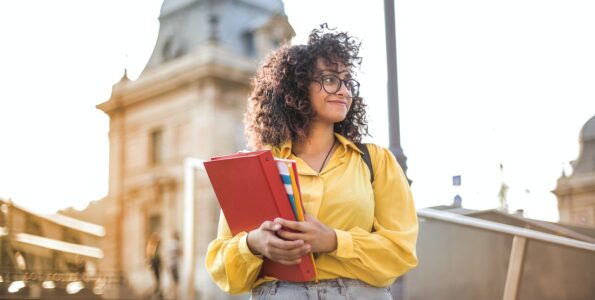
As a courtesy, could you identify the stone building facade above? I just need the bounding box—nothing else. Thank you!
[553,115,595,228]
[96,0,293,298]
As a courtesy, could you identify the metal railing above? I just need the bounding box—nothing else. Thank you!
[417,208,595,300]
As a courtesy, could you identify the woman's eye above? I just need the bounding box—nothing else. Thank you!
[323,77,338,85]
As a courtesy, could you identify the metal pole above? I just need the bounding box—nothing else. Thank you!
[385,2,411,297]
[384,0,410,183]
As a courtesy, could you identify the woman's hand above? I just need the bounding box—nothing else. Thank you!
[275,214,338,254]
[246,220,311,265]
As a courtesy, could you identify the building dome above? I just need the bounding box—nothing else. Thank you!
[571,115,595,175]
[554,114,595,228]
[580,115,595,142]
[141,0,291,75]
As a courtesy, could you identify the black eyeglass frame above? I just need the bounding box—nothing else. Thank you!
[313,74,360,98]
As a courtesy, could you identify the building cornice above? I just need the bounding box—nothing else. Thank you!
[97,43,257,115]
[553,173,595,197]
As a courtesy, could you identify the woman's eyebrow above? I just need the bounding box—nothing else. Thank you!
[319,69,353,77]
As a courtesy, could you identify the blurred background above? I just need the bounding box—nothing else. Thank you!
[0,0,593,299]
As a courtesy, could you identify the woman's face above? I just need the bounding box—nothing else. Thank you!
[308,58,354,125]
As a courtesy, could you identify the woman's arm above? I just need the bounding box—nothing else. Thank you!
[205,212,310,294]
[205,212,263,294]
[276,145,418,287]
[331,145,418,285]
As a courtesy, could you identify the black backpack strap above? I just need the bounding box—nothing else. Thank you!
[356,143,374,183]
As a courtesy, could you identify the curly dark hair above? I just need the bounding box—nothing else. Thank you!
[244,24,369,149]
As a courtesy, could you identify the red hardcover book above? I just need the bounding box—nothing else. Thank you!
[203,150,316,282]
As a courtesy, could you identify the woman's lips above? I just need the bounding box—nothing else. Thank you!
[328,100,348,107]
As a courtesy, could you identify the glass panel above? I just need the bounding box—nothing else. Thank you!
[404,219,513,300]
[518,239,595,300]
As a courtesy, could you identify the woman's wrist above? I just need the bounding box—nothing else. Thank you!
[246,230,261,255]
[325,227,338,253]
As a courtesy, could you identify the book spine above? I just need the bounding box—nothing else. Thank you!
[259,154,294,221]
[258,153,315,282]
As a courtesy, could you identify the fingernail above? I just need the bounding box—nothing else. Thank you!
[273,223,281,230]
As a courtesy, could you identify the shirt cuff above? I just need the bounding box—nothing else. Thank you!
[330,228,354,258]
[239,232,264,260]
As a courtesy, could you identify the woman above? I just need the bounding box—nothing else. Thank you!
[206,24,418,299]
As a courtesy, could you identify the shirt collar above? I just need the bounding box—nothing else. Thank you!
[274,133,362,158]
[277,140,293,159]
[334,133,363,154]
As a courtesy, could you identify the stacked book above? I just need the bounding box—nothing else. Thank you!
[204,150,316,282]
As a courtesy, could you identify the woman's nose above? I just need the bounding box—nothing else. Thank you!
[336,80,351,97]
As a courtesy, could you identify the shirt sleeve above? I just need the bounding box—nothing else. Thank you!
[205,211,264,294]
[329,145,418,286]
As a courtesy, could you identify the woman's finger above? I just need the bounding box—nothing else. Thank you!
[265,237,309,256]
[277,258,302,266]
[269,245,309,261]
[277,229,304,241]
[274,218,307,232]
[304,213,315,222]
[268,236,304,250]
[260,220,282,232]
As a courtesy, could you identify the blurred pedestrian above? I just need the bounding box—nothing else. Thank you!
[166,231,181,286]
[146,232,162,294]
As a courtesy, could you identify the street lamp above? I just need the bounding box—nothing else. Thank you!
[384,0,410,184]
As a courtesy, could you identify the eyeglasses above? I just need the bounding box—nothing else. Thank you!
[314,74,360,98]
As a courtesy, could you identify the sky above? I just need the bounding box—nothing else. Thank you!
[1,0,594,222]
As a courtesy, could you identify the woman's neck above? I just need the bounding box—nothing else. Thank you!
[293,123,335,156]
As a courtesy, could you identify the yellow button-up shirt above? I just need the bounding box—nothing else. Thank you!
[205,133,418,294]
